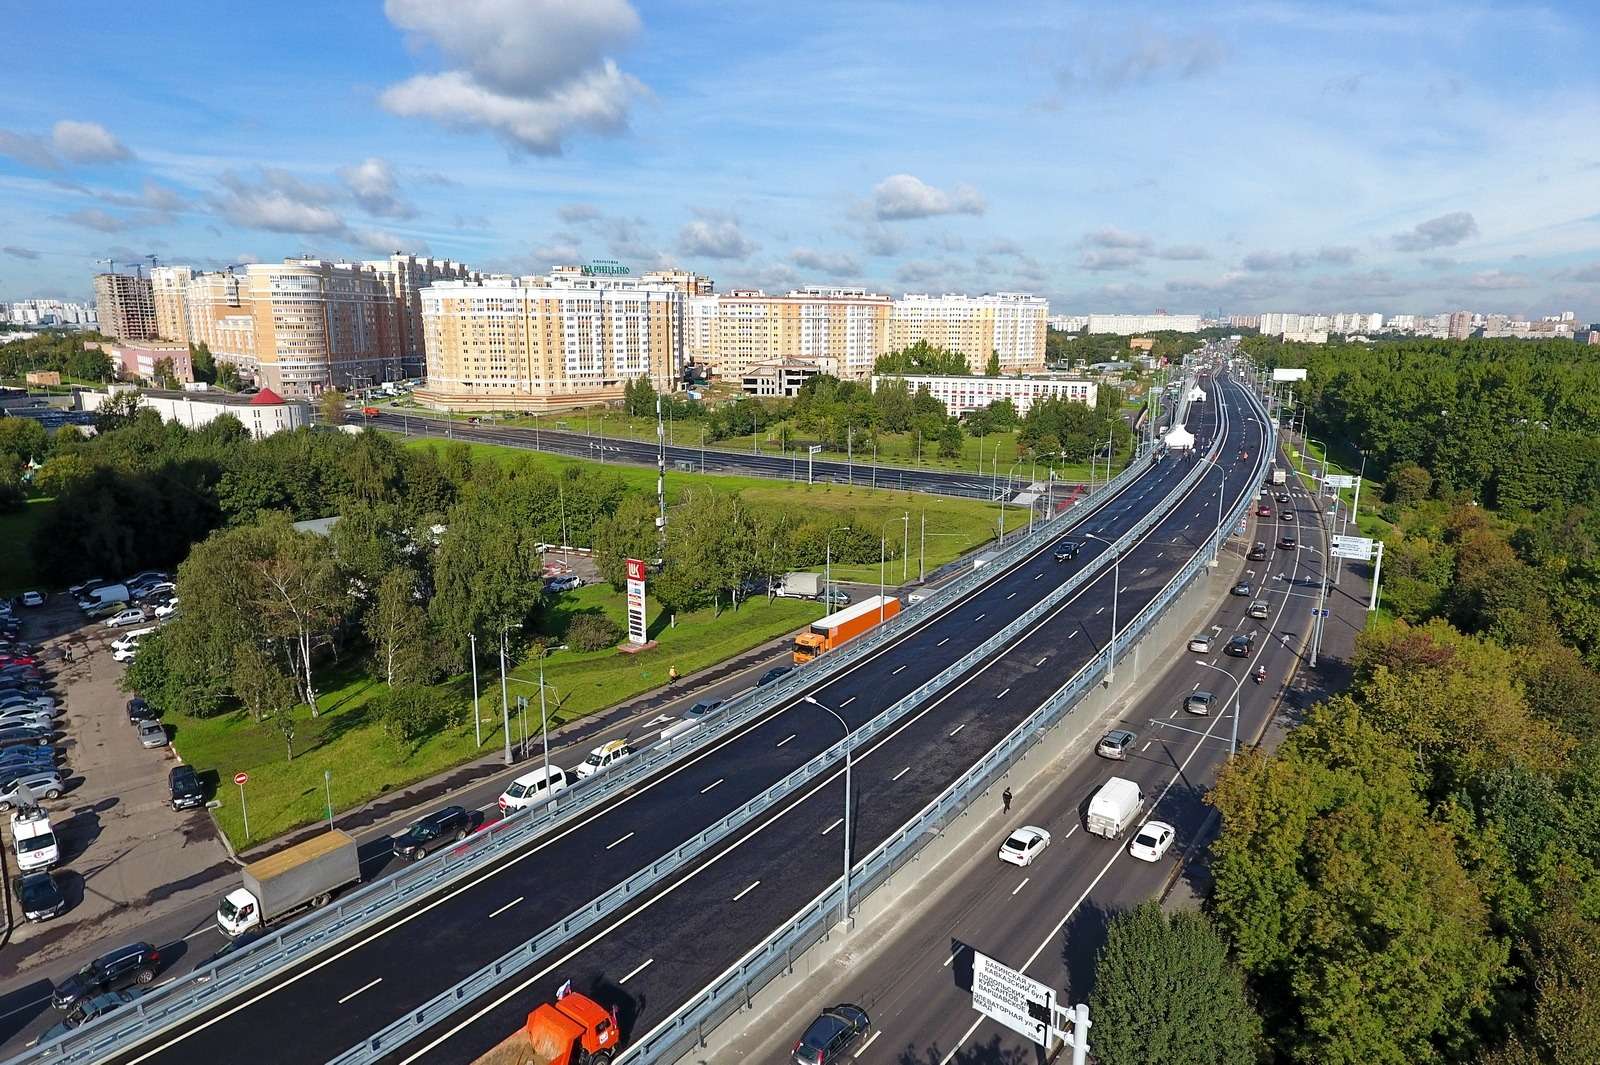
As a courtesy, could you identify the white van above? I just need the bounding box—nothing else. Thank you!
[497,766,569,813]
[111,627,155,654]
[1086,777,1146,839]
[11,806,59,871]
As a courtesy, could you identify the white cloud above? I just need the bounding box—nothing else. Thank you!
[1156,245,1210,261]
[792,247,860,277]
[339,157,415,219]
[558,202,603,224]
[1053,26,1225,94]
[213,170,345,234]
[380,0,646,154]
[348,227,425,256]
[872,174,985,221]
[532,233,584,263]
[1083,227,1152,251]
[678,213,757,260]
[0,129,61,170]
[1393,211,1478,251]
[1462,269,1529,290]
[51,120,131,164]
[1242,245,1361,271]
[3,245,40,260]
[1080,248,1144,272]
[859,224,906,257]
[61,208,130,233]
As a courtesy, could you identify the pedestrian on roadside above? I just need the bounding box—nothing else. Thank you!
[668,665,679,685]
[1002,787,1012,814]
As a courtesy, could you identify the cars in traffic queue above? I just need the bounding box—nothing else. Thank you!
[392,805,472,861]
[1187,633,1214,654]
[1086,777,1146,839]
[169,764,206,810]
[573,738,634,779]
[16,869,67,921]
[757,665,792,687]
[1256,504,1273,518]
[136,719,168,748]
[1096,728,1138,760]
[1247,542,1268,561]
[1248,599,1270,620]
[1230,580,1252,597]
[792,1004,871,1065]
[49,942,161,1010]
[1278,534,1297,550]
[194,929,267,983]
[30,989,147,1047]
[1275,492,1291,504]
[1226,633,1254,657]
[497,765,568,813]
[1185,689,1215,715]
[1128,820,1177,862]
[998,825,1052,867]
[661,699,722,741]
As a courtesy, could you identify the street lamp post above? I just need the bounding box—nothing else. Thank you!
[1201,457,1226,566]
[803,695,852,929]
[469,632,480,749]
[1000,459,1024,545]
[1192,659,1246,756]
[499,628,513,766]
[1083,533,1121,684]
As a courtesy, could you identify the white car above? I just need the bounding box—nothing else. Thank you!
[572,739,634,779]
[153,598,179,619]
[1187,633,1213,654]
[0,709,53,729]
[103,608,147,629]
[112,644,140,663]
[19,591,44,608]
[997,825,1052,867]
[112,628,154,653]
[1128,820,1176,863]
[497,766,569,812]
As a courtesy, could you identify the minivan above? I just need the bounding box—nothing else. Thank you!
[497,766,569,813]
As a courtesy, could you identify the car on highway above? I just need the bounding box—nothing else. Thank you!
[1280,510,1295,523]
[1278,535,1297,550]
[1054,540,1082,562]
[757,666,791,687]
[1248,600,1270,620]
[16,869,67,921]
[19,591,44,607]
[573,738,635,779]
[1257,504,1273,518]
[1096,729,1138,760]
[1128,820,1176,862]
[169,764,206,810]
[998,825,1052,867]
[1185,690,1215,716]
[1226,633,1254,657]
[102,607,148,629]
[49,942,161,1010]
[1230,580,1252,597]
[1187,633,1214,654]
[392,805,472,861]
[792,1003,871,1065]
[498,765,568,813]
[1276,492,1291,504]
[30,989,146,1047]
[1247,542,1268,561]
[136,719,168,748]
[0,771,64,807]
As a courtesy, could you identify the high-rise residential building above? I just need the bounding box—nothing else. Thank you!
[184,270,257,377]
[1084,313,1201,335]
[640,268,715,296]
[243,259,401,395]
[1226,314,1261,329]
[362,254,479,376]
[889,292,1048,373]
[415,270,685,411]
[1447,311,1473,339]
[1047,314,1088,333]
[687,286,893,380]
[92,273,157,340]
[149,265,193,343]
[4,300,96,326]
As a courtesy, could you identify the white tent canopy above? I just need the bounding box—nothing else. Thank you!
[1186,385,1207,403]
[1165,425,1196,451]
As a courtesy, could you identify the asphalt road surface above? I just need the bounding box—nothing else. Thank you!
[68,369,1260,1065]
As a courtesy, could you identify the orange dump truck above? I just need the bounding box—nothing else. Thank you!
[471,989,622,1065]
[793,595,901,664]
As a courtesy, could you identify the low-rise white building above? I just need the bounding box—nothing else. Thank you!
[79,384,311,438]
[870,373,1096,418]
[1086,313,1202,335]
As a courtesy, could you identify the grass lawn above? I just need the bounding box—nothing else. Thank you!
[0,498,53,596]
[168,589,823,850]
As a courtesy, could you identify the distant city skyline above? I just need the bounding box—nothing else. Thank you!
[1,1,1597,317]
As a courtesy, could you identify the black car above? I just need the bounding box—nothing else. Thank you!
[50,942,161,1010]
[16,870,67,921]
[1230,581,1252,597]
[1247,542,1268,561]
[393,805,472,861]
[1276,492,1291,504]
[793,1003,871,1064]
[1278,535,1297,550]
[127,698,156,725]
[1054,540,1082,562]
[0,725,51,749]
[757,666,791,688]
[1225,634,1254,657]
[169,765,206,810]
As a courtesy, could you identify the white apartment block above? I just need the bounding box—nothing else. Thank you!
[1048,314,1088,332]
[890,292,1048,374]
[870,373,1096,418]
[3,300,96,326]
[1085,313,1202,335]
[686,287,892,381]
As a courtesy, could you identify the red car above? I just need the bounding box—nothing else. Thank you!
[0,655,37,668]
[1257,505,1273,518]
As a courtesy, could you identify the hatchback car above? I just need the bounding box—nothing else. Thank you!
[1248,599,1270,620]
[792,1004,871,1065]
[103,608,147,629]
[1187,633,1214,654]
[1185,690,1215,716]
[546,575,583,593]
[757,666,791,687]
[1278,535,1297,550]
[1128,820,1177,862]
[1226,634,1254,657]
[136,720,168,748]
[1256,504,1273,518]
[168,764,206,810]
[50,942,161,1010]
[16,869,67,921]
[1247,542,1268,561]
[393,805,472,861]
[1275,492,1291,504]
[0,772,64,808]
[998,825,1052,867]
[126,698,156,725]
[1096,729,1138,760]
[573,738,634,779]
[497,765,568,812]
[819,588,850,607]
[1230,581,1252,597]
[153,598,179,619]
[19,591,44,607]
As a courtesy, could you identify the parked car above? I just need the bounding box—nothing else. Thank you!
[573,738,634,779]
[1128,820,1177,862]
[1185,690,1215,716]
[1096,728,1138,760]
[136,720,167,748]
[112,644,140,664]
[49,943,161,1010]
[819,588,850,607]
[133,582,175,602]
[67,578,106,598]
[1225,634,1254,657]
[84,600,129,620]
[103,608,148,629]
[15,869,67,921]
[0,747,56,771]
[0,654,39,668]
[1187,633,1214,654]
[392,805,472,861]
[19,591,44,607]
[0,711,54,732]
[126,698,156,725]
[757,666,791,687]
[497,766,568,813]
[153,598,179,619]
[545,575,583,593]
[0,771,64,808]
[0,692,54,712]
[998,826,1052,867]
[0,726,53,751]
[168,765,206,810]
[792,1004,871,1065]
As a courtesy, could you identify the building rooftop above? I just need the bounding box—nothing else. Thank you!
[134,387,295,407]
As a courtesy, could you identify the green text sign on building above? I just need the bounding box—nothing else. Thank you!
[583,260,630,276]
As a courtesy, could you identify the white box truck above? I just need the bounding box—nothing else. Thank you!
[77,583,129,611]
[772,572,822,599]
[1270,467,1288,486]
[217,829,360,937]
[1086,777,1145,839]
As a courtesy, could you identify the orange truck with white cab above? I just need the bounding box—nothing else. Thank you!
[471,987,621,1065]
[793,595,901,664]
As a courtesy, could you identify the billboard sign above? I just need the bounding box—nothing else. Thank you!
[1330,535,1375,561]
[1323,474,1358,489]
[1271,368,1308,382]
[972,951,1056,1047]
[625,558,648,644]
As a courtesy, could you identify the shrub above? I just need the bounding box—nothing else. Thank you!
[377,684,455,745]
[567,613,623,652]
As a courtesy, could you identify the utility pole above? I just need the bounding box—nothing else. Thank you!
[655,394,667,557]
[499,629,512,766]
[919,511,926,582]
[470,633,480,748]
[902,512,909,582]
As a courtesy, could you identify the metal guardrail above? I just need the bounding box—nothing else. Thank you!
[8,385,1184,1065]
[618,375,1273,1064]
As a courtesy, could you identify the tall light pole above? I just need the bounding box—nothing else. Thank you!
[470,632,480,748]
[804,694,852,929]
[1000,459,1024,545]
[499,628,513,766]
[1201,457,1226,565]
[1083,533,1120,685]
[1193,659,1246,756]
[901,512,910,582]
[825,525,851,608]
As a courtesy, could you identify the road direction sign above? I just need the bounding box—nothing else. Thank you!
[972,950,1056,1047]
[234,772,249,786]
[1330,534,1375,561]
[1324,474,1358,489]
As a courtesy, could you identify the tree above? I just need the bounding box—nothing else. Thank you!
[215,361,243,391]
[938,417,964,459]
[232,640,298,723]
[190,341,217,384]
[377,685,453,746]
[593,494,659,590]
[985,349,1001,376]
[318,389,346,426]
[93,390,144,433]
[873,340,969,376]
[272,709,297,761]
[151,356,178,390]
[624,376,659,417]
[249,519,347,711]
[430,479,546,655]
[366,569,431,686]
[31,452,95,497]
[1090,901,1263,1065]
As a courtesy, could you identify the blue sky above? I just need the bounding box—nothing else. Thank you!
[3,0,1598,317]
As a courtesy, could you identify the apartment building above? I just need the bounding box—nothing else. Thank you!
[415,270,684,412]
[362,254,479,376]
[184,270,258,376]
[890,293,1048,374]
[870,372,1096,418]
[241,259,402,395]
[686,287,892,380]
[1085,313,1201,335]
[640,268,714,296]
[149,265,193,343]
[92,273,157,340]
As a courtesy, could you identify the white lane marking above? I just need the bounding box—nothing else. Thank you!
[732,879,761,901]
[1141,741,1153,752]
[619,957,654,984]
[1193,681,1200,690]
[183,926,218,942]
[337,978,382,1005]
[1069,629,1079,639]
[1095,606,1104,615]
[1033,572,1043,580]
[1006,592,1016,600]
[936,637,950,647]
[857,1029,882,1056]
[949,723,966,737]
[822,817,844,835]
[0,997,49,1022]
[1036,657,1049,667]
[892,766,909,782]
[891,665,906,675]
[974,613,986,622]
[488,896,524,918]
[996,688,1010,700]
[606,831,634,850]
[840,696,856,707]
[1012,877,1030,895]
[776,734,796,748]
[700,778,723,794]
[1063,825,1077,840]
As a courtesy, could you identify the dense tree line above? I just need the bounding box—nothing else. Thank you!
[1045,328,1204,367]
[0,331,114,382]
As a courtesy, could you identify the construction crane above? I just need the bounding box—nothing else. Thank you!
[145,254,159,272]
[95,257,118,275]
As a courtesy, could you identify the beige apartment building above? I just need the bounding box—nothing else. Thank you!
[889,292,1048,374]
[687,286,892,381]
[184,270,258,376]
[149,265,193,343]
[415,271,684,412]
[361,254,479,375]
[243,259,402,395]
[92,273,157,340]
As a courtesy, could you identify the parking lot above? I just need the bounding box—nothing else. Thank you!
[2,594,233,975]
